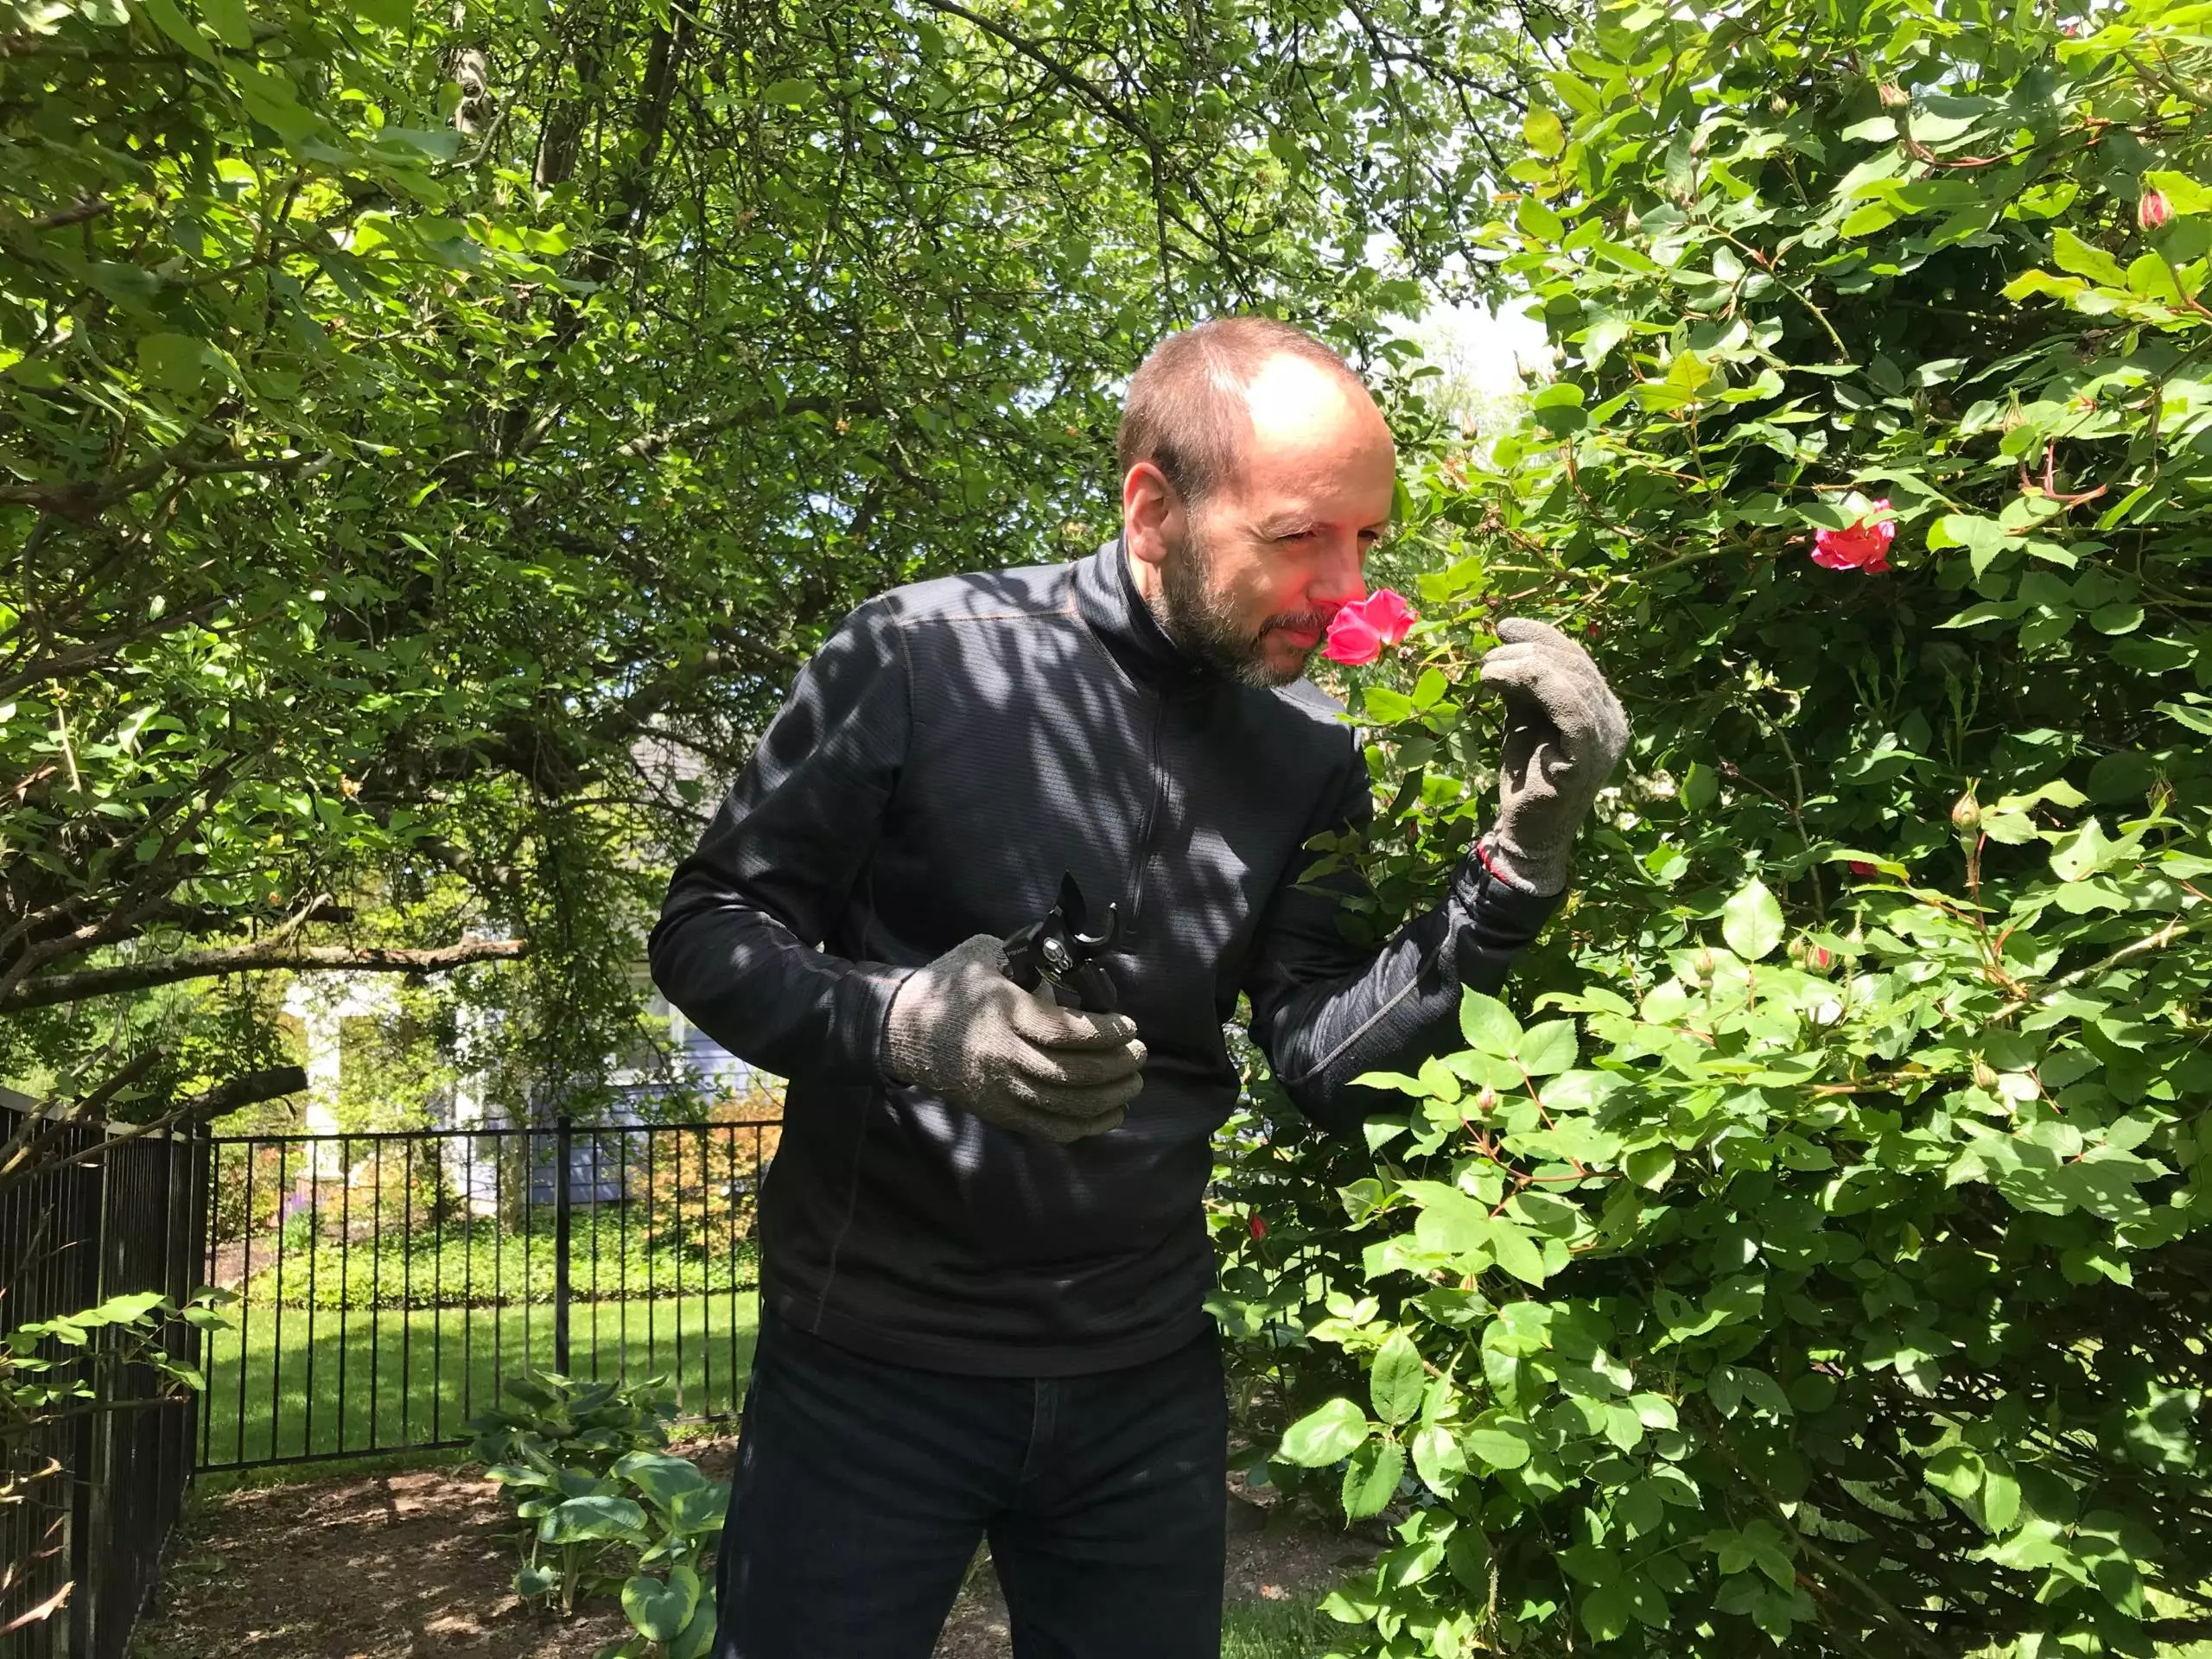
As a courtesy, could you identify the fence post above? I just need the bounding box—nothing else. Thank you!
[552,1114,572,1376]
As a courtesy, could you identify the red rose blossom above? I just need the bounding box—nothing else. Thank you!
[1847,860,1877,878]
[1321,589,1417,664]
[1811,500,1896,572]
[1249,1215,1268,1241]
[2140,188,2172,232]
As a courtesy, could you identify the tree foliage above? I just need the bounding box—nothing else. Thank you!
[1216,0,2212,1650]
[0,0,1534,1116]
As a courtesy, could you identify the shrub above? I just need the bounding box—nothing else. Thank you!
[241,1214,760,1310]
[1214,0,2212,1652]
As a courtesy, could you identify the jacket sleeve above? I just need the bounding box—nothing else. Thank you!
[647,597,915,1087]
[1243,751,1562,1135]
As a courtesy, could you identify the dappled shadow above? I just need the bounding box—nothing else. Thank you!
[652,545,1367,1355]
[138,1442,740,1659]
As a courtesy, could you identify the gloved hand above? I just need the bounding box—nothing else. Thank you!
[1475,617,1630,896]
[882,934,1147,1143]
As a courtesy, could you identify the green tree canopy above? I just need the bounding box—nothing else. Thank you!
[1,0,1535,1118]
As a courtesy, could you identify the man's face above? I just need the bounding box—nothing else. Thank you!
[1134,357,1397,690]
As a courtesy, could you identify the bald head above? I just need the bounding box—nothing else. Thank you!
[1116,317,1387,509]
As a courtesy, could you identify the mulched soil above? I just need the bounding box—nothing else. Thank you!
[132,1444,1374,1659]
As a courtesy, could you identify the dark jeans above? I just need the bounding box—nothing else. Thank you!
[710,1307,1228,1659]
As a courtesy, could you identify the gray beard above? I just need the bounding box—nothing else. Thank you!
[1150,527,1325,691]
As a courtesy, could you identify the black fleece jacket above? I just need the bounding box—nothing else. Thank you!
[648,540,1560,1376]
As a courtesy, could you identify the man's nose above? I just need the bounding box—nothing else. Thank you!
[1310,535,1368,608]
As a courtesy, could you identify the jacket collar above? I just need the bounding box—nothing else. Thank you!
[1072,536,1218,695]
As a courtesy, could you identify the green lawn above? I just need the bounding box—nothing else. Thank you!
[1220,1598,1334,1657]
[198,1289,759,1468]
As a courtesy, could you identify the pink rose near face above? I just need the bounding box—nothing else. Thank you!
[1810,499,1896,573]
[1321,588,1417,664]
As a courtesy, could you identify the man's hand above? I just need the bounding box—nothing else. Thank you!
[882,934,1147,1142]
[1476,617,1630,895]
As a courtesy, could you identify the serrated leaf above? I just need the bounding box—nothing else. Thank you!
[2053,226,2129,288]
[1340,1437,1405,1519]
[1721,878,1784,961]
[1411,1422,1466,1494]
[1370,1332,1426,1425]
[1488,1222,1549,1285]
[1518,1019,1579,1077]
[1459,990,1522,1057]
[1279,1397,1368,1467]
[1463,1412,1533,1470]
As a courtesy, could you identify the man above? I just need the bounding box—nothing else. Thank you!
[649,316,1628,1658]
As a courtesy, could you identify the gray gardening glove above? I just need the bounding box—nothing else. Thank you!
[1475,617,1630,896]
[882,933,1147,1143]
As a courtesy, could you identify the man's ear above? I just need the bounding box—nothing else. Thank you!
[1122,460,1181,571]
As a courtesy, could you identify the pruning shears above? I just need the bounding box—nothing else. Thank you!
[1002,870,1120,1013]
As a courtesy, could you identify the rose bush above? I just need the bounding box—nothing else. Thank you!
[1211,0,2212,1652]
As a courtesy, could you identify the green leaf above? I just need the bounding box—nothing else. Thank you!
[1488,1223,1549,1286]
[538,1494,647,1544]
[1463,1412,1533,1471]
[1523,107,1567,157]
[669,1600,717,1659]
[1446,1526,1491,1592]
[2053,226,2130,288]
[133,0,216,60]
[622,1567,700,1643]
[1581,1578,1635,1640]
[613,1451,710,1507]
[1340,1438,1405,1519]
[196,0,254,48]
[1411,1422,1466,1494]
[1370,1332,1426,1426]
[1518,1019,1579,1077]
[137,332,211,394]
[1363,685,1415,724]
[1720,878,1784,961]
[1279,1397,1369,1468]
[1459,990,1522,1057]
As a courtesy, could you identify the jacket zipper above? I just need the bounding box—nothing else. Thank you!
[1123,696,1170,937]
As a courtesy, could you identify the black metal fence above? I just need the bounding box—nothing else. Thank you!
[0,1106,209,1659]
[200,1116,777,1470]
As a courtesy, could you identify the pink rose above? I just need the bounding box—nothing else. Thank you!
[1810,500,1895,572]
[1321,589,1417,664]
[2140,188,2171,232]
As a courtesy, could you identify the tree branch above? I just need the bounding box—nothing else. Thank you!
[2,938,528,1012]
[0,1066,308,1200]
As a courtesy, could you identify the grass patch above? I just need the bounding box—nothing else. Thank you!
[1222,1597,1335,1657]
[199,1288,759,1468]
